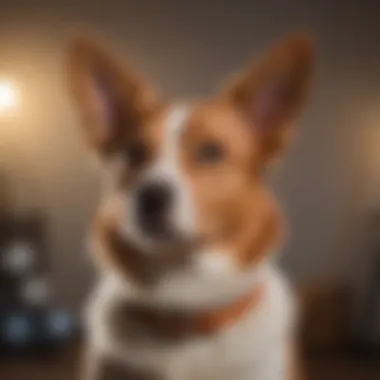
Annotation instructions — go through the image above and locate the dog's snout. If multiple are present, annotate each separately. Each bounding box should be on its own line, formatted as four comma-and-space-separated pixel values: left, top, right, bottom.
136, 182, 173, 235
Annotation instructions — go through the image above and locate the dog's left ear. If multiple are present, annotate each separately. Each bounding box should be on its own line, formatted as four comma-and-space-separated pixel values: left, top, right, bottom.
66, 34, 160, 157
223, 33, 315, 163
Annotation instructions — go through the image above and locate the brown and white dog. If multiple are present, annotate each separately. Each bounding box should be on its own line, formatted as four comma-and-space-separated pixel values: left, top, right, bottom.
67, 32, 315, 380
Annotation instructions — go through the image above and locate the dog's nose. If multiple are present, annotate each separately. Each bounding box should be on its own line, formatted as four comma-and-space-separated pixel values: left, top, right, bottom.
136, 182, 173, 232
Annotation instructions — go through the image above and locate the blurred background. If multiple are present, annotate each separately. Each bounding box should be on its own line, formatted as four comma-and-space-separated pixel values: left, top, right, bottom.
0, 0, 379, 379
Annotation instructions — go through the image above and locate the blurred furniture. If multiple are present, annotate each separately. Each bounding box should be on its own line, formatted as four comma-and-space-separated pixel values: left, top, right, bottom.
353, 213, 380, 351
299, 282, 351, 353
0, 174, 76, 356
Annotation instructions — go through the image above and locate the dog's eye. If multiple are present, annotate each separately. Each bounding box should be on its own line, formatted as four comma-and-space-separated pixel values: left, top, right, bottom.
125, 141, 149, 167
195, 141, 224, 164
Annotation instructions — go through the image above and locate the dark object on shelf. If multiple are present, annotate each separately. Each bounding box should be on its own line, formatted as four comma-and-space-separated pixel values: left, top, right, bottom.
0, 211, 77, 357
0, 305, 76, 356
0, 213, 50, 308
299, 283, 351, 354
351, 213, 380, 353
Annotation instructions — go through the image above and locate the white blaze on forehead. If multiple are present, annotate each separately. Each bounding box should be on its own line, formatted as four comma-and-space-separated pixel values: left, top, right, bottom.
155, 104, 195, 236
142, 103, 191, 179
138, 103, 191, 181
161, 104, 191, 166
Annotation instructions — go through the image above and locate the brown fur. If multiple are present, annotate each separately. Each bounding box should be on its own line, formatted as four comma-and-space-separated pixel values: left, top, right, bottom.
178, 101, 285, 268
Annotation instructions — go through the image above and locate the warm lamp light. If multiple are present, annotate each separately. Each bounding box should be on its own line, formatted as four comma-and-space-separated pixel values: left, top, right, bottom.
0, 80, 17, 112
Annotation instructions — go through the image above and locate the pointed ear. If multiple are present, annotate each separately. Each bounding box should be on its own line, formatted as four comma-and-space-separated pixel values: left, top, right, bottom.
66, 35, 160, 156
223, 33, 315, 162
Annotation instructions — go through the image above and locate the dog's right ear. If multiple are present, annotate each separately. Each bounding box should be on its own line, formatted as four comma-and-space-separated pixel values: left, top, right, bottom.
67, 35, 160, 156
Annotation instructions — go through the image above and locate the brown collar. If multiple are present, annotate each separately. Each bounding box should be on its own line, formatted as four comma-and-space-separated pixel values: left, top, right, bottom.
125, 284, 265, 338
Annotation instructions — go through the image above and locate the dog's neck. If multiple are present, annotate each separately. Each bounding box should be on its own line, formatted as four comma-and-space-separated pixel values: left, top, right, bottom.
91, 219, 272, 337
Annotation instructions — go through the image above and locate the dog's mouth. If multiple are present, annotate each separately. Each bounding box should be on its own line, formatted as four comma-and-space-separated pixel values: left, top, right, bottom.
137, 210, 175, 241
122, 209, 198, 257
94, 215, 202, 286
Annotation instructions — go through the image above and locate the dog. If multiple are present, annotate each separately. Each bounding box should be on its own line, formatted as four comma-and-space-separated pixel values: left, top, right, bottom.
67, 32, 315, 380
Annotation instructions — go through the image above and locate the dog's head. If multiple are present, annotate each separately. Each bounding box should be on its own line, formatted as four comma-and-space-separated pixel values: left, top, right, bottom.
67, 33, 314, 274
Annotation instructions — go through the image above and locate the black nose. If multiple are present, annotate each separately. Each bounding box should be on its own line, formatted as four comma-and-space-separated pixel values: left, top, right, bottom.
136, 182, 173, 232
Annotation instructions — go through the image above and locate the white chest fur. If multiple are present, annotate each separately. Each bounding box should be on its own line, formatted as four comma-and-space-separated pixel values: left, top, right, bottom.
85, 264, 295, 380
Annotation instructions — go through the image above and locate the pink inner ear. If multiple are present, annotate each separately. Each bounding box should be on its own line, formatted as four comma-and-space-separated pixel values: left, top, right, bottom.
252, 82, 286, 131
91, 73, 116, 142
